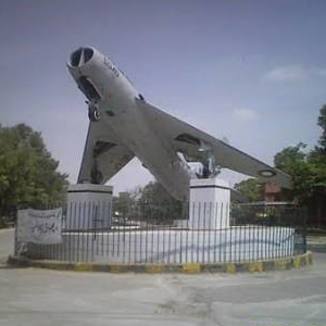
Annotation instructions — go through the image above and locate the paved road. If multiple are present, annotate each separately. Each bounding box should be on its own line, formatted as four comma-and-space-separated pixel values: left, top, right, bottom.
0, 228, 326, 326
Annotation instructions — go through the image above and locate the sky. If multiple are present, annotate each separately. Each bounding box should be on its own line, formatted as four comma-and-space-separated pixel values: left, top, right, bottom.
0, 0, 324, 194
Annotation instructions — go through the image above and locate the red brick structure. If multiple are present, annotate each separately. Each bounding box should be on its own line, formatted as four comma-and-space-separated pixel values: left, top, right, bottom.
264, 182, 281, 202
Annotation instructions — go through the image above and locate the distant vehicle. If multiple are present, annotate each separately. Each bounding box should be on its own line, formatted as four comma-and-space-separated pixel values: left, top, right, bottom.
67, 47, 291, 201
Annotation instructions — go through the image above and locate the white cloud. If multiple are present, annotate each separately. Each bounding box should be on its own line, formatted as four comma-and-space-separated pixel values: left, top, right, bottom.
264, 65, 326, 82
232, 108, 258, 122
264, 65, 307, 82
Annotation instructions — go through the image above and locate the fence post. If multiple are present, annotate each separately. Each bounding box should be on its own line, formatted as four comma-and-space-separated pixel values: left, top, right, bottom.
302, 207, 308, 254
14, 213, 18, 256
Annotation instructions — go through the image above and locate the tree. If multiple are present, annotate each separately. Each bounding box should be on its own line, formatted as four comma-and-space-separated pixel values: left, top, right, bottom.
274, 143, 315, 204
111, 182, 185, 224
112, 190, 138, 221
273, 109, 326, 205
309, 106, 326, 188
315, 105, 326, 154
234, 178, 263, 202
0, 124, 68, 222
272, 106, 326, 225
305, 106, 326, 224
138, 181, 185, 222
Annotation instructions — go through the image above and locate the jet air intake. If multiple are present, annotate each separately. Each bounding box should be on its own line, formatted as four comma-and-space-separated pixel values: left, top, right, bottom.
70, 47, 94, 67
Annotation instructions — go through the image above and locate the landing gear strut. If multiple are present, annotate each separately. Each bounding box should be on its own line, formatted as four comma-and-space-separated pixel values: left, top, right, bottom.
87, 101, 100, 122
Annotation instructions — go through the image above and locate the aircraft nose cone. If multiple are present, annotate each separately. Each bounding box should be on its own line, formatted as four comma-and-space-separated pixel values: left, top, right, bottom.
70, 47, 94, 67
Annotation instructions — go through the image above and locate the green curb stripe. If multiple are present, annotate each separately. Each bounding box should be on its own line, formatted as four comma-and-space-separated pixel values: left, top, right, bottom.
7, 251, 313, 274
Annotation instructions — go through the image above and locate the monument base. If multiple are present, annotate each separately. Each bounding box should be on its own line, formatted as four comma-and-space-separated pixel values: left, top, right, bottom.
189, 178, 231, 229
66, 184, 113, 230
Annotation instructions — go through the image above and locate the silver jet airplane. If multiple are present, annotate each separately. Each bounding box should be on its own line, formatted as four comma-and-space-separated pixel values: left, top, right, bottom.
67, 47, 291, 201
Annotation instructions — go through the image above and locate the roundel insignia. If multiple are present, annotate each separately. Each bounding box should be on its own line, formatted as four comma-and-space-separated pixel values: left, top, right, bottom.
259, 170, 276, 177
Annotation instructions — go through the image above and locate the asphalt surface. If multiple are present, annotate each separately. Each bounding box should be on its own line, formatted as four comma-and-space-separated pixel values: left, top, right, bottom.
0, 228, 326, 326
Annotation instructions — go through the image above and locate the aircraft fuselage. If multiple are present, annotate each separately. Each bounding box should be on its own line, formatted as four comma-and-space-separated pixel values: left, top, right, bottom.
68, 47, 191, 200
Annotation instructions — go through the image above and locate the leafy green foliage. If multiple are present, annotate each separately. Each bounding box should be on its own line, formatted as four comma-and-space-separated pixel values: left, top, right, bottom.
234, 178, 263, 202
235, 106, 325, 207
316, 104, 326, 153
112, 191, 138, 220
273, 106, 326, 205
274, 143, 315, 203
274, 143, 307, 171
137, 181, 184, 222
113, 182, 185, 224
309, 106, 326, 189
0, 124, 68, 222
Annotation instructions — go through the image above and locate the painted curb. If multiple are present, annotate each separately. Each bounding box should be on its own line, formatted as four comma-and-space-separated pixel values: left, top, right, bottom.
7, 251, 313, 274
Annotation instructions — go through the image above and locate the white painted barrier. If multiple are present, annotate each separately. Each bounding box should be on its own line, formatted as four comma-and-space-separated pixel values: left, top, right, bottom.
59, 226, 295, 264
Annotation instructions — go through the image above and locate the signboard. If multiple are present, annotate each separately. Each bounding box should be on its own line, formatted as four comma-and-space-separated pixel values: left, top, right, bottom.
17, 208, 62, 244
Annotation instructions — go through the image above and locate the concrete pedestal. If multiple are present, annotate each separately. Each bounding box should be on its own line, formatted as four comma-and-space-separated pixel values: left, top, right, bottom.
66, 184, 113, 230
189, 178, 231, 229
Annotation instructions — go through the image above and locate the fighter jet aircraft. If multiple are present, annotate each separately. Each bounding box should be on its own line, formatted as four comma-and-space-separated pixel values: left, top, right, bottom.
67, 47, 291, 201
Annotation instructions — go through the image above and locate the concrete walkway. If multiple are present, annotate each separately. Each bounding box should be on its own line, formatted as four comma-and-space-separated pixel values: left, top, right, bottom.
1, 229, 326, 326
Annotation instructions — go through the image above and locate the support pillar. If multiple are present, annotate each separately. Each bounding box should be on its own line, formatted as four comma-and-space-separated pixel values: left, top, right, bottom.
189, 178, 231, 229
66, 184, 113, 230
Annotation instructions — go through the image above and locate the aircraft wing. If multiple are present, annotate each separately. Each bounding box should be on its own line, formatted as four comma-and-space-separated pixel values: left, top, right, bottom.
137, 99, 291, 188
78, 119, 134, 184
